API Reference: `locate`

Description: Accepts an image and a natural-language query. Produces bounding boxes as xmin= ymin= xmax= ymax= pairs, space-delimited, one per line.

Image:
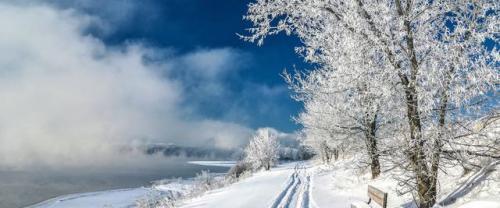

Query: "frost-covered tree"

xmin=242 ymin=0 xmax=498 ymax=207
xmin=284 ymin=62 xmax=396 ymax=179
xmin=244 ymin=128 xmax=280 ymax=171
xmin=284 ymin=63 xmax=396 ymax=178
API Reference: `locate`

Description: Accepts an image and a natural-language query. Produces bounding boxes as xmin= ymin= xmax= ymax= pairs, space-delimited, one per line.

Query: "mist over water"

xmin=0 ymin=2 xmax=255 ymax=171
xmin=0 ymin=3 xmax=262 ymax=208
xmin=0 ymin=156 xmax=229 ymax=208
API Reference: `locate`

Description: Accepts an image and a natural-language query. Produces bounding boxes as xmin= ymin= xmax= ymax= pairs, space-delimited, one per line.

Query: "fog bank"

xmin=0 ymin=3 xmax=254 ymax=169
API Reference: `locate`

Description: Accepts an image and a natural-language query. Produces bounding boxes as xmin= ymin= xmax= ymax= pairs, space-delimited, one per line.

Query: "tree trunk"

xmin=368 ymin=141 xmax=381 ymax=179
xmin=399 ymin=10 xmax=435 ymax=206
xmin=429 ymin=66 xmax=453 ymax=204
xmin=325 ymin=150 xmax=331 ymax=163
xmin=401 ymin=79 xmax=435 ymax=208
xmin=322 ymin=141 xmax=332 ymax=164
xmin=334 ymin=148 xmax=339 ymax=161
xmin=365 ymin=112 xmax=381 ymax=179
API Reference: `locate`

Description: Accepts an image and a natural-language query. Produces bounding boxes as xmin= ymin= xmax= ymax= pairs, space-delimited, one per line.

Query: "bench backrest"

xmin=368 ymin=185 xmax=388 ymax=208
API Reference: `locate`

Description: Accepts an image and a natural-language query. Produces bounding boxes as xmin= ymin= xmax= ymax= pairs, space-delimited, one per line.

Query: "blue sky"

xmin=53 ymin=0 xmax=310 ymax=132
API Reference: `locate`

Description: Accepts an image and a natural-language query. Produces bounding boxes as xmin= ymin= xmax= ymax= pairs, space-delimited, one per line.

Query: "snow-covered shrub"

xmin=137 ymin=170 xmax=234 ymax=208
xmin=188 ymin=170 xmax=229 ymax=198
xmin=136 ymin=191 xmax=175 ymax=208
xmin=227 ymin=161 xmax=252 ymax=179
xmin=243 ymin=128 xmax=280 ymax=171
xmin=194 ymin=170 xmax=215 ymax=190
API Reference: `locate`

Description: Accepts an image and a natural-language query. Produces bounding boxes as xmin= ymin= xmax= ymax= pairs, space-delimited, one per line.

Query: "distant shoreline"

xmin=187 ymin=161 xmax=236 ymax=168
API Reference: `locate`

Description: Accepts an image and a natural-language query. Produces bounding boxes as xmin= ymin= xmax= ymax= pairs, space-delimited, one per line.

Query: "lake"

xmin=0 ymin=157 xmax=230 ymax=208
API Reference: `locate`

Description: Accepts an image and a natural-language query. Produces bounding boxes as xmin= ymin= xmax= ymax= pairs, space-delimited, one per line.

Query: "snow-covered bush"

xmin=192 ymin=170 xmax=224 ymax=193
xmin=136 ymin=191 xmax=175 ymax=208
xmin=137 ymin=169 xmax=236 ymax=208
xmin=227 ymin=161 xmax=253 ymax=179
xmin=243 ymin=128 xmax=280 ymax=171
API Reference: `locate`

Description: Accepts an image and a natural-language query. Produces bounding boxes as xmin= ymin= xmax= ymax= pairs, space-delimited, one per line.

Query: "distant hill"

xmin=139 ymin=143 xmax=240 ymax=160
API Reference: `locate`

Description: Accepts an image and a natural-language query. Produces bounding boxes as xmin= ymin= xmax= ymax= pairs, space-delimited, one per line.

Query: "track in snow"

xmin=270 ymin=163 xmax=312 ymax=208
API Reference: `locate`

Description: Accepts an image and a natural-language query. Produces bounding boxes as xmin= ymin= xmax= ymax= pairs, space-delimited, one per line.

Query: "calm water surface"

xmin=0 ymin=158 xmax=229 ymax=208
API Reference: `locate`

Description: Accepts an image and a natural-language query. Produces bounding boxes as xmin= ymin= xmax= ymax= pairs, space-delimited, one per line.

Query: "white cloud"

xmin=165 ymin=48 xmax=250 ymax=101
xmin=179 ymin=48 xmax=248 ymax=79
xmin=0 ymin=3 xmax=254 ymax=169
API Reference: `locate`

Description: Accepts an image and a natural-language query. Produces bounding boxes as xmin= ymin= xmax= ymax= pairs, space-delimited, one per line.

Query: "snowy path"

xmin=267 ymin=163 xmax=358 ymax=208
xmin=269 ymin=163 xmax=312 ymax=208
xmin=180 ymin=162 xmax=314 ymax=208
xmin=180 ymin=163 xmax=297 ymax=208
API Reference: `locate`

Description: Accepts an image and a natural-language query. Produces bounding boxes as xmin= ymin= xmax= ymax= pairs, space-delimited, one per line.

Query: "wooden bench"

xmin=351 ymin=185 xmax=388 ymax=208
xmin=367 ymin=185 xmax=388 ymax=208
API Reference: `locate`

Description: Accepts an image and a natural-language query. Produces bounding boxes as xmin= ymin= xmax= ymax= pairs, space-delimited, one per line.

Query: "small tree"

xmin=284 ymin=66 xmax=390 ymax=178
xmin=244 ymin=128 xmax=280 ymax=171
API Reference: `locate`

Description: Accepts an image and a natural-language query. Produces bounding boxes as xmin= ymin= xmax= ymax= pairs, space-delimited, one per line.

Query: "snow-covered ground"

xmin=180 ymin=159 xmax=500 ymax=208
xmin=28 ymin=160 xmax=500 ymax=208
xmin=308 ymin=159 xmax=499 ymax=208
